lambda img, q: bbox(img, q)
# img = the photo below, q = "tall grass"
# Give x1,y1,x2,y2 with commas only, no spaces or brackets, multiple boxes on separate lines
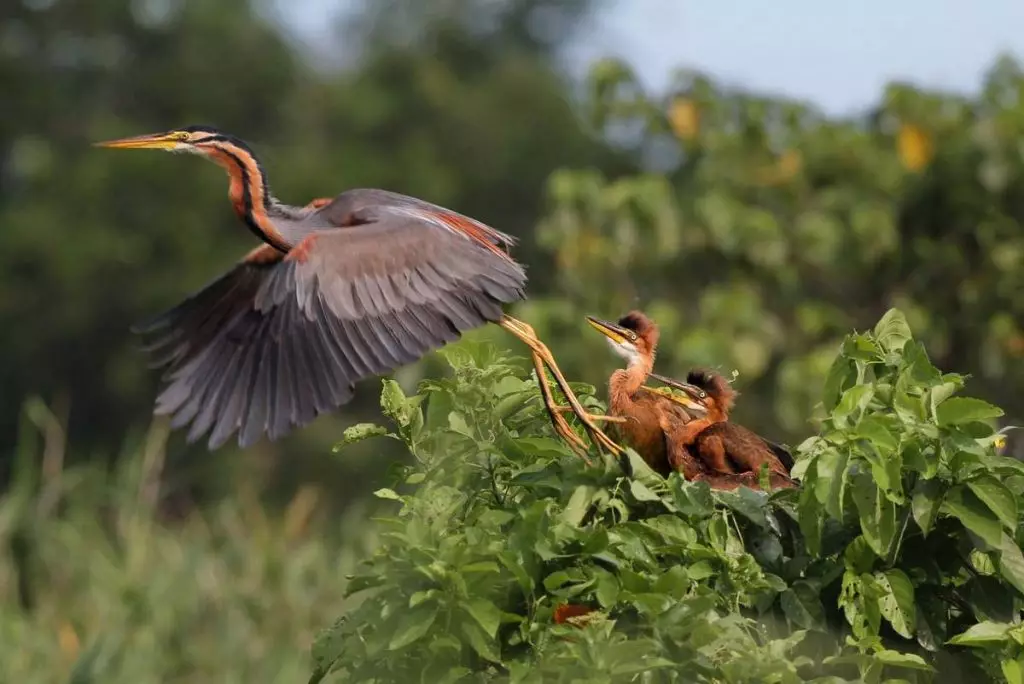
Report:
1,399,375,684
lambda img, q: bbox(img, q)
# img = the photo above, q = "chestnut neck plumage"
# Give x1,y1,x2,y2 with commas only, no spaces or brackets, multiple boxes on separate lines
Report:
197,137,295,253
608,348,655,412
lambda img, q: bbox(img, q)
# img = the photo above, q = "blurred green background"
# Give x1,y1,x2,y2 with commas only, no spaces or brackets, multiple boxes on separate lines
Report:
2,0,1023,680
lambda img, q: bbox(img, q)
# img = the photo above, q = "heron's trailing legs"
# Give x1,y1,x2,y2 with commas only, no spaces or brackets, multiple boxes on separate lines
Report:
499,315,624,461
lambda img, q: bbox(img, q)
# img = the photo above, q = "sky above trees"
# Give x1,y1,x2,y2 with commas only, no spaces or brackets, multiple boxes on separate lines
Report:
284,0,1024,115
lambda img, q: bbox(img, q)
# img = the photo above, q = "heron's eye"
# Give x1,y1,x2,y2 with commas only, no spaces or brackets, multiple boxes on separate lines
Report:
173,131,191,142
699,391,706,399
628,332,637,341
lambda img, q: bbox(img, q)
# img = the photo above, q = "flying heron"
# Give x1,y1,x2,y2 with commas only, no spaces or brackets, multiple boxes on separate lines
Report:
96,125,617,458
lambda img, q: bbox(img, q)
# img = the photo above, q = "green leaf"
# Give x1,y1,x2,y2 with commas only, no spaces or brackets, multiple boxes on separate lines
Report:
388,604,438,650
936,397,1004,426
997,532,1024,595
941,486,1003,547
875,569,916,638
1002,657,1024,684
595,571,620,608
873,649,933,671
967,476,1018,530
851,473,896,556
629,480,662,502
309,617,346,683
373,488,401,501
854,415,898,452
543,570,572,591
823,356,857,412
874,308,913,352
562,485,596,526
335,422,391,449
911,479,942,536
462,598,502,638
459,618,501,662
928,382,958,419
780,581,824,629
833,384,875,428
947,621,1011,647
447,411,474,438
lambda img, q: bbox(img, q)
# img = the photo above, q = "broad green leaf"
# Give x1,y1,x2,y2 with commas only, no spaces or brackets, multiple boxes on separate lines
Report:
873,649,933,671
967,476,1018,530
997,532,1024,595
947,621,1012,647
388,604,438,650
629,479,662,503
928,382,958,419
833,385,875,428
823,356,857,412
851,473,896,556
409,589,440,607
875,569,915,638
310,617,346,683
858,441,903,503
874,308,912,352
542,570,573,591
854,416,898,453
780,581,824,629
714,487,769,528
936,397,1004,426
373,488,401,501
941,486,1003,547
843,536,877,574
447,411,474,438
911,479,942,536
798,468,823,556
562,485,596,526
459,618,500,662
462,598,502,638
595,570,620,608
335,422,391,449
1002,657,1024,684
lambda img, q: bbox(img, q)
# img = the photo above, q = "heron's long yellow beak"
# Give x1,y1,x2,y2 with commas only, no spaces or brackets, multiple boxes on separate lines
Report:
93,132,182,150
586,316,631,345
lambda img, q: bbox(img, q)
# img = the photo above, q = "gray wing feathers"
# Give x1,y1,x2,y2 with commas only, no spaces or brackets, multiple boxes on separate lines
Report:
134,207,526,451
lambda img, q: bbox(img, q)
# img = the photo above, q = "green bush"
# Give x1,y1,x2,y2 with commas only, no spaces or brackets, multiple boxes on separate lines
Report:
312,309,1023,683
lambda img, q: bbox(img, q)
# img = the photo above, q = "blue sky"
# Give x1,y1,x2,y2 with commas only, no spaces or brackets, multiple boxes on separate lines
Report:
283,0,1024,115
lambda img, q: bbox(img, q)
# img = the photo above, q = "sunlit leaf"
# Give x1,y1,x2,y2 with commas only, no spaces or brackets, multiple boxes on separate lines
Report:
462,598,502,638
967,476,1018,530
936,397,1004,426
873,308,913,352
941,486,1004,547
911,479,942,536
947,621,1012,647
388,604,438,650
875,569,916,638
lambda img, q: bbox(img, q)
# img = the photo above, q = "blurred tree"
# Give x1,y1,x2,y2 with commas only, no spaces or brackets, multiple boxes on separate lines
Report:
0,0,620,503
526,56,1024,459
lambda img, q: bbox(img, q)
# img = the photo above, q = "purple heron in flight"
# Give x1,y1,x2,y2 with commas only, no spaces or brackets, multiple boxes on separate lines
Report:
586,311,796,490
96,125,615,457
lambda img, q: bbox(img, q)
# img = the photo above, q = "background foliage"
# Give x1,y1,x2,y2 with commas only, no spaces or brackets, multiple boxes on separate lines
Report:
2,0,1023,681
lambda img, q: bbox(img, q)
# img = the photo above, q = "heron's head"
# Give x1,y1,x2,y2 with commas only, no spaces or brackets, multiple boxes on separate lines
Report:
586,310,661,367
680,368,737,420
94,125,252,159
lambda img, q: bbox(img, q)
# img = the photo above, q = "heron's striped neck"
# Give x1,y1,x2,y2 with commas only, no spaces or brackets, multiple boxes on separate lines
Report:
199,137,290,253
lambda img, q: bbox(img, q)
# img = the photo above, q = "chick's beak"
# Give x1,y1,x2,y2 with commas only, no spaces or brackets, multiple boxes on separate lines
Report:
93,132,181,150
586,316,632,345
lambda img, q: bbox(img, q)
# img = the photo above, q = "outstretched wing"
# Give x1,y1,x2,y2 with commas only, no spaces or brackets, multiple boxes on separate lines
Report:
136,195,527,450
